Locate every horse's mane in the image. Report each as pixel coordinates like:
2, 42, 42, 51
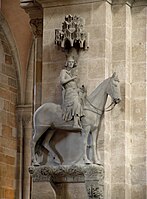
87, 77, 110, 104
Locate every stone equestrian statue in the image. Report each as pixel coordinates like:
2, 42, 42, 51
31, 56, 121, 165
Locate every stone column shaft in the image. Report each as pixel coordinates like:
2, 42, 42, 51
30, 18, 43, 111
16, 105, 32, 199
111, 1, 132, 199
131, 2, 147, 199
15, 110, 23, 199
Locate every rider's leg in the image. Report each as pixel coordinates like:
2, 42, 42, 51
42, 129, 61, 164
73, 115, 81, 128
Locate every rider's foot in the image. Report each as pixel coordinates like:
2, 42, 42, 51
73, 124, 82, 129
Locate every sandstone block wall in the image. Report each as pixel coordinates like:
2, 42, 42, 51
0, 28, 18, 199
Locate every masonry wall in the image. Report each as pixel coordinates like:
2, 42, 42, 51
131, 4, 147, 199
0, 29, 18, 199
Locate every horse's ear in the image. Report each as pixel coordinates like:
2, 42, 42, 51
112, 72, 116, 78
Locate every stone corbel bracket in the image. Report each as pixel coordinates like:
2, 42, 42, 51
20, 1, 43, 38
20, 0, 43, 19
29, 164, 104, 199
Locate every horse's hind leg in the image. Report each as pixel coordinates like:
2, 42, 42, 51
42, 129, 55, 150
42, 129, 62, 164
31, 127, 50, 166
49, 138, 64, 164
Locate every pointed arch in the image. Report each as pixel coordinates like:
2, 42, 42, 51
0, 11, 22, 103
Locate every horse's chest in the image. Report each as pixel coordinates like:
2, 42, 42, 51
82, 113, 100, 128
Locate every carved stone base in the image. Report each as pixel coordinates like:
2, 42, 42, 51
29, 164, 104, 199
31, 181, 56, 199
55, 183, 87, 199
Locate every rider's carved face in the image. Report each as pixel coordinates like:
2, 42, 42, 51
67, 60, 74, 69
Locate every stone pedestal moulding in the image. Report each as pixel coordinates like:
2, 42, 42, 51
29, 164, 104, 199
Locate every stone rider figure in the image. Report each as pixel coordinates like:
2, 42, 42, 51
60, 55, 86, 129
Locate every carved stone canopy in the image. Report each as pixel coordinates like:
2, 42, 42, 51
55, 15, 89, 50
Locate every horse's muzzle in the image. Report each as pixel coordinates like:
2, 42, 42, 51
114, 98, 121, 104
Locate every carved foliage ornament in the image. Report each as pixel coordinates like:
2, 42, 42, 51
55, 15, 89, 50
30, 18, 43, 38
29, 165, 104, 181
86, 184, 103, 199
29, 165, 104, 199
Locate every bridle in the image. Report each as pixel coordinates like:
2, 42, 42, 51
105, 101, 116, 111
84, 78, 118, 115
84, 98, 116, 116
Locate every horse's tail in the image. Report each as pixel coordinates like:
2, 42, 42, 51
32, 105, 41, 138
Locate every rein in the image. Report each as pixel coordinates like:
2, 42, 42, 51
105, 101, 116, 111
84, 98, 116, 115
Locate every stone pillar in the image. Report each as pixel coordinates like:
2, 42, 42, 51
16, 107, 23, 199
32, 182, 56, 199
54, 183, 87, 199
17, 105, 33, 199
111, 0, 133, 198
30, 18, 43, 111
20, 1, 43, 112
84, 165, 104, 199
102, 2, 112, 198
131, 1, 147, 199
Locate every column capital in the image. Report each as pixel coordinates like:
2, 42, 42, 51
30, 18, 43, 38
20, 0, 43, 19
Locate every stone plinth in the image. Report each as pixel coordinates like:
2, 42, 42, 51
29, 164, 104, 199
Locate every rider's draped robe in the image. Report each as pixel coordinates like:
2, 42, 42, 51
60, 69, 84, 121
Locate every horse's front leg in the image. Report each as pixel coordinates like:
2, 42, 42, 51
83, 126, 92, 164
91, 129, 102, 165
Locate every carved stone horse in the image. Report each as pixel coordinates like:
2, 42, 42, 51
32, 73, 121, 165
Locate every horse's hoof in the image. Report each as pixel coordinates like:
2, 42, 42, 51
83, 159, 92, 165
85, 162, 92, 165
94, 160, 103, 165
